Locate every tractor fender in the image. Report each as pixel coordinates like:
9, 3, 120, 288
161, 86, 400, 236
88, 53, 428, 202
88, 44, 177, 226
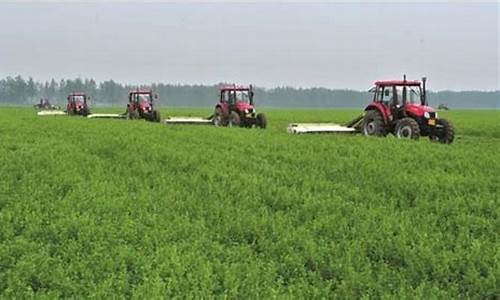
215, 104, 228, 116
364, 103, 391, 124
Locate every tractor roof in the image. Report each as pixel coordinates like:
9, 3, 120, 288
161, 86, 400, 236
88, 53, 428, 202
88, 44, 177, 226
69, 92, 86, 96
129, 89, 152, 94
220, 84, 251, 91
375, 80, 421, 87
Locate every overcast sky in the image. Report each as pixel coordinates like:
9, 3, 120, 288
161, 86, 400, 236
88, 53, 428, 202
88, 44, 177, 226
0, 2, 498, 90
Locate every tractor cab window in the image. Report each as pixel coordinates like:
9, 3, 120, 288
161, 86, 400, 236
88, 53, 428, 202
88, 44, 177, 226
377, 87, 395, 104
132, 93, 151, 103
222, 90, 251, 104
401, 86, 421, 104
71, 95, 85, 102
221, 91, 230, 102
235, 91, 250, 103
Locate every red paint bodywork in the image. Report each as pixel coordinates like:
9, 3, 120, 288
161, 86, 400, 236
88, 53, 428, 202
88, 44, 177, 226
66, 92, 89, 114
216, 84, 255, 116
374, 80, 421, 87
367, 80, 435, 123
365, 102, 392, 123
405, 103, 435, 117
128, 89, 154, 113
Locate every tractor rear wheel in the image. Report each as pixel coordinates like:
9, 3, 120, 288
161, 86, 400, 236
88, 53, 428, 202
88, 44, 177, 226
395, 117, 420, 140
256, 113, 267, 129
212, 107, 226, 126
152, 110, 161, 122
229, 111, 241, 127
362, 110, 385, 136
429, 119, 454, 144
127, 110, 139, 120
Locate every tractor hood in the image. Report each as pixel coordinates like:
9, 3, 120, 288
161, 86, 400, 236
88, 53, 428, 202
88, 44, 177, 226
235, 101, 254, 112
405, 103, 436, 117
74, 101, 85, 108
139, 101, 152, 110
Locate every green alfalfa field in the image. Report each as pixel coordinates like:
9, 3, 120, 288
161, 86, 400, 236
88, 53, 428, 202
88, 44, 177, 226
0, 107, 498, 298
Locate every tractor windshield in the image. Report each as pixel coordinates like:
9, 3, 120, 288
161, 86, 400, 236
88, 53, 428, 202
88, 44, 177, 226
396, 86, 421, 104
132, 93, 151, 103
234, 91, 250, 103
223, 90, 251, 104
71, 95, 85, 102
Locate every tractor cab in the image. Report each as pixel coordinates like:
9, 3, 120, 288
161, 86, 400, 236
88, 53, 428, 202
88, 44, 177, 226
362, 75, 454, 143
126, 89, 161, 122
213, 84, 266, 128
66, 92, 90, 116
219, 85, 255, 115
370, 77, 435, 122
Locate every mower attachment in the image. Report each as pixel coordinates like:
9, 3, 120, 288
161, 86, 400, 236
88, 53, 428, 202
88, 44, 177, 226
164, 117, 213, 125
287, 123, 358, 134
37, 110, 67, 116
87, 113, 126, 119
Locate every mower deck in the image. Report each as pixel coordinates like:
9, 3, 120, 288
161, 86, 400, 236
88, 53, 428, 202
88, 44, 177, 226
164, 117, 213, 125
87, 113, 125, 119
37, 110, 67, 116
287, 123, 358, 134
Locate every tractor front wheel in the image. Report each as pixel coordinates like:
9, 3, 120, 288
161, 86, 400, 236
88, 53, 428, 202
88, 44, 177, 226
362, 110, 385, 136
152, 110, 161, 122
395, 117, 420, 140
256, 113, 267, 129
429, 119, 454, 144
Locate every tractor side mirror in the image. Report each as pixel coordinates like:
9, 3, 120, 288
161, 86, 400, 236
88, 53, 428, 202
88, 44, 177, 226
154, 94, 159, 100
384, 90, 390, 97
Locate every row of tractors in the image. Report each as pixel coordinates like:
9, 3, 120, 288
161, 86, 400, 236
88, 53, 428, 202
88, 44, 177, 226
37, 76, 455, 143
47, 85, 267, 129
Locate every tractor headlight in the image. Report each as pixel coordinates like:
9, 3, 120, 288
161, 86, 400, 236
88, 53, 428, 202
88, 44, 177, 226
244, 109, 249, 114
424, 112, 430, 119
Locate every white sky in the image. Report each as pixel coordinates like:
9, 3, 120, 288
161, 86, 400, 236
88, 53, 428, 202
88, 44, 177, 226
0, 2, 498, 90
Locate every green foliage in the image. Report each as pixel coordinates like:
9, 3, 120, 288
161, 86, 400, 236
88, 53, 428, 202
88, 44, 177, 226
0, 108, 498, 297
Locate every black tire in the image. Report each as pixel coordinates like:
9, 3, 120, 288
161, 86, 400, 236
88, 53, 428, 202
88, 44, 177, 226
229, 111, 241, 127
256, 113, 267, 129
429, 119, 454, 144
395, 117, 420, 140
67, 109, 75, 116
152, 110, 161, 122
212, 107, 227, 126
127, 110, 139, 120
362, 110, 385, 136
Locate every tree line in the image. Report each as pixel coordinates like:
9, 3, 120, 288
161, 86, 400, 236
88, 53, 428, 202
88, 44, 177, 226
0, 76, 498, 108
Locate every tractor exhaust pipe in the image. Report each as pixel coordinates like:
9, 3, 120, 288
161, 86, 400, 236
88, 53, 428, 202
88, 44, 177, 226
422, 77, 427, 105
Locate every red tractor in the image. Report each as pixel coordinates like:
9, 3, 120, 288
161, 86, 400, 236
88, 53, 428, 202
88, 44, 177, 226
361, 76, 455, 143
212, 84, 267, 128
126, 89, 161, 122
66, 92, 90, 116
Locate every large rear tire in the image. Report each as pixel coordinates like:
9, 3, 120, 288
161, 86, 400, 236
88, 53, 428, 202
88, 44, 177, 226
212, 107, 227, 126
229, 111, 241, 127
429, 119, 454, 144
362, 110, 385, 136
395, 117, 420, 140
256, 113, 267, 129
127, 110, 139, 120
